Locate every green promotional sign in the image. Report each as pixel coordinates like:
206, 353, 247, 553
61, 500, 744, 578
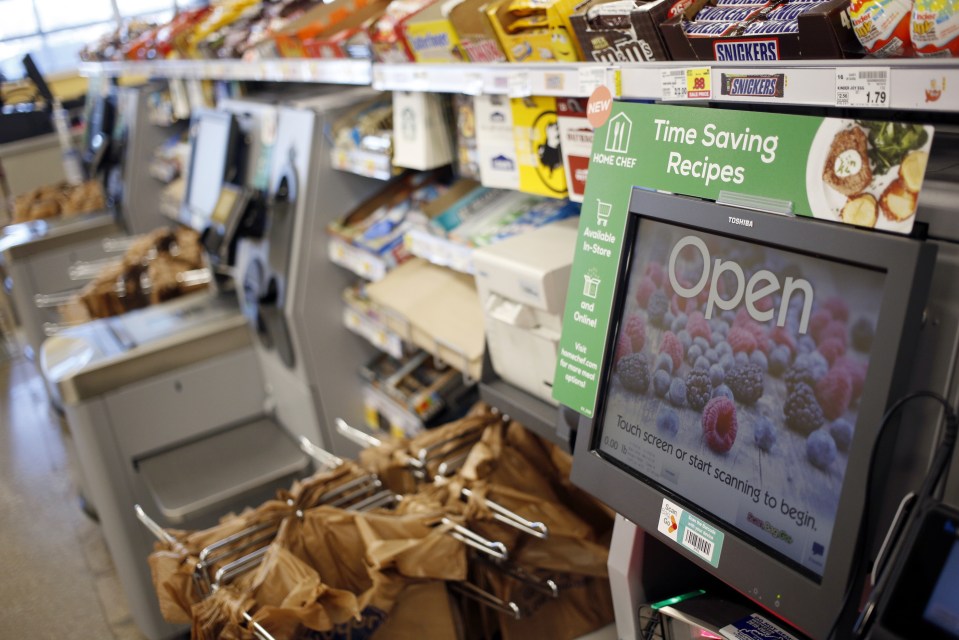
552, 101, 934, 415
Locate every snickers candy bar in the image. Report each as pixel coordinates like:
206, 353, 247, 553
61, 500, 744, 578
696, 5, 761, 20
715, 0, 770, 7
762, 2, 815, 19
742, 19, 799, 34
683, 20, 741, 36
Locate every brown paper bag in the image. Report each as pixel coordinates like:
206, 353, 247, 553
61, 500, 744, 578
370, 581, 461, 640
149, 464, 372, 624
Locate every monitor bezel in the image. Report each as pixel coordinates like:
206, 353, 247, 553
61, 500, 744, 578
182, 109, 240, 233
571, 188, 936, 639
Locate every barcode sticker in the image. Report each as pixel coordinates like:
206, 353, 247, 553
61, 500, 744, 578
836, 67, 891, 108
658, 498, 725, 567
684, 527, 714, 560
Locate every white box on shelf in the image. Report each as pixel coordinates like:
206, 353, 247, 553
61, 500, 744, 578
474, 94, 521, 190
392, 91, 454, 170
472, 217, 579, 404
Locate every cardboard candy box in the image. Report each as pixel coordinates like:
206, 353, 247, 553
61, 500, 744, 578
448, 0, 509, 61
659, 0, 863, 60
487, 0, 585, 62
570, 0, 676, 62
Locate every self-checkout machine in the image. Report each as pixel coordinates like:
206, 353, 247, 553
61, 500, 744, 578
38, 98, 328, 640
551, 100, 959, 640
233, 86, 390, 455
3, 80, 180, 361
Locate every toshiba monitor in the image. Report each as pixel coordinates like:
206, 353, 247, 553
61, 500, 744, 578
571, 189, 936, 639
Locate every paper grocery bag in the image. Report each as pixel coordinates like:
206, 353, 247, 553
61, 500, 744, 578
370, 581, 462, 640
482, 565, 615, 640
357, 438, 418, 496
149, 464, 372, 624
356, 510, 468, 581
148, 499, 293, 622
279, 462, 373, 510
190, 584, 255, 640
247, 545, 361, 638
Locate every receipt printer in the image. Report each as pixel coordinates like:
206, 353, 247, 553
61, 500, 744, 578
472, 217, 579, 404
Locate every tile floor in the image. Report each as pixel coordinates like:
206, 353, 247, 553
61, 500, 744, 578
0, 348, 147, 639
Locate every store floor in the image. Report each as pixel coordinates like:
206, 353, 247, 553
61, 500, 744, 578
0, 351, 147, 639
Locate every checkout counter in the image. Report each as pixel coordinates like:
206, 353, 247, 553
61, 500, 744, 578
38, 86, 390, 640
2, 84, 175, 361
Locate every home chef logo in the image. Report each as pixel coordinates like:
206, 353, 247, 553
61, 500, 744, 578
592, 113, 637, 168
669, 235, 814, 334
714, 39, 780, 61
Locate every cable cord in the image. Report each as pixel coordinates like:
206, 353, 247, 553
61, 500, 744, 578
827, 390, 958, 640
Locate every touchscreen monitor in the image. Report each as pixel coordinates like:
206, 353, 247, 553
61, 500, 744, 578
596, 217, 886, 580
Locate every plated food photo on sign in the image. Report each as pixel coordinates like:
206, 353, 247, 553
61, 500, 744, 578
806, 118, 933, 231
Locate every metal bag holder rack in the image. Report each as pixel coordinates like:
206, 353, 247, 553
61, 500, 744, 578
35, 231, 212, 335
135, 427, 552, 639
334, 418, 560, 618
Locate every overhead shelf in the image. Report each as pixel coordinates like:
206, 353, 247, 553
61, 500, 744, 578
79, 59, 959, 112
618, 58, 959, 113
78, 58, 373, 85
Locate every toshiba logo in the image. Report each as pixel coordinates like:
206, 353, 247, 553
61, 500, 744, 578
729, 216, 754, 228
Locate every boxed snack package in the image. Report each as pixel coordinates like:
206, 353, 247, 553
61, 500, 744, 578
370, 0, 437, 61
570, 0, 675, 62
448, 0, 509, 60
660, 0, 862, 60
475, 94, 522, 190
401, 0, 469, 61
185, 0, 261, 57
453, 94, 482, 180
273, 0, 365, 57
556, 97, 593, 203
393, 91, 455, 170
512, 96, 568, 198
485, 0, 559, 61
449, 193, 580, 246
548, 0, 590, 60
292, 0, 393, 58
328, 173, 448, 275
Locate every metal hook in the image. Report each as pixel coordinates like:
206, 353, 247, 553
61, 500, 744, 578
448, 581, 522, 620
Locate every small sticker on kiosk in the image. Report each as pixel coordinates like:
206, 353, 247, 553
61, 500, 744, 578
658, 498, 725, 567
720, 73, 785, 97
720, 614, 800, 640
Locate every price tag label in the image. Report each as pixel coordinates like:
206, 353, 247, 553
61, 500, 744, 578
685, 67, 711, 99
578, 67, 607, 97
508, 72, 532, 98
463, 72, 484, 96
661, 69, 687, 100
661, 68, 712, 100
372, 67, 386, 90
411, 69, 430, 91
487, 73, 511, 94
836, 67, 890, 108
